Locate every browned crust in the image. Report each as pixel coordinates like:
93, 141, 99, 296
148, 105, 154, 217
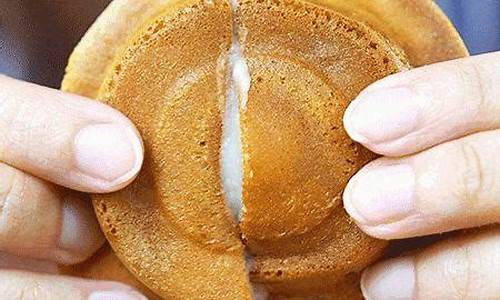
60, 0, 177, 98
62, 0, 467, 100
60, 0, 468, 299
310, 0, 468, 66
66, 1, 252, 299
238, 2, 408, 295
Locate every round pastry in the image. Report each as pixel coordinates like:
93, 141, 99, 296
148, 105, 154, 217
61, 0, 467, 299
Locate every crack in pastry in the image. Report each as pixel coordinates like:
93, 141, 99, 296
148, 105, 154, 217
220, 0, 250, 223
60, 0, 468, 299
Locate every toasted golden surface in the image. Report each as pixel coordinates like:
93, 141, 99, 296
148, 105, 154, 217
61, 0, 173, 99
61, 0, 468, 299
238, 1, 407, 295
313, 0, 468, 66
240, 0, 407, 242
83, 0, 252, 299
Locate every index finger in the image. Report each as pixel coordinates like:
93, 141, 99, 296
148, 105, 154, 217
343, 51, 500, 157
0, 75, 144, 193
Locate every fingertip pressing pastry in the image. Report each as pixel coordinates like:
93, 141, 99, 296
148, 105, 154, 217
61, 0, 467, 299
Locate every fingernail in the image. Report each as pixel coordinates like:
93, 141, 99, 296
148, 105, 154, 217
361, 257, 415, 300
344, 87, 420, 144
74, 123, 143, 183
59, 196, 104, 262
344, 164, 415, 226
89, 290, 147, 300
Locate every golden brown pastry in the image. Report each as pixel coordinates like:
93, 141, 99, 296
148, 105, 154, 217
61, 0, 467, 299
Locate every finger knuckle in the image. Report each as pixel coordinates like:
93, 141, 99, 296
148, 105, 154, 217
457, 142, 489, 206
0, 99, 30, 152
442, 242, 473, 299
0, 166, 29, 240
17, 278, 43, 300
0, 272, 58, 300
453, 60, 493, 114
0, 276, 43, 300
0, 165, 15, 208
0, 97, 58, 166
0, 164, 20, 217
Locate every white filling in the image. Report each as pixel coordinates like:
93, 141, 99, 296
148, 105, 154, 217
232, 45, 251, 110
220, 79, 244, 221
220, 3, 268, 299
220, 0, 250, 222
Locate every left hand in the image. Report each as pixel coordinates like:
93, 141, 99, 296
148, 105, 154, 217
343, 51, 500, 299
0, 75, 145, 299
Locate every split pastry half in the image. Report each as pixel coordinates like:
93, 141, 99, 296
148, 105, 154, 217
61, 0, 467, 299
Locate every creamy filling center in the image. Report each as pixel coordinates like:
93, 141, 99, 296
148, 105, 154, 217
220, 0, 250, 223
221, 3, 268, 299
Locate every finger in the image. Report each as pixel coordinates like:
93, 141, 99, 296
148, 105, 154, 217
343, 129, 500, 239
0, 252, 57, 274
0, 162, 104, 265
0, 270, 146, 300
343, 51, 500, 157
0, 75, 144, 193
361, 228, 500, 300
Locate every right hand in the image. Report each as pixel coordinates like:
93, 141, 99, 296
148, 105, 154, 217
343, 52, 500, 299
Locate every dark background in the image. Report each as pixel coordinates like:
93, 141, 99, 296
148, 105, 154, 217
0, 0, 499, 89
437, 0, 500, 55
0, 0, 111, 88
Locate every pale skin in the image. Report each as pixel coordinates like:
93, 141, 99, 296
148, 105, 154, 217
0, 50, 499, 299
343, 51, 500, 299
0, 75, 146, 299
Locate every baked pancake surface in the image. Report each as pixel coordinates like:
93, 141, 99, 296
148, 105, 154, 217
61, 0, 468, 299
238, 0, 407, 296
93, 0, 251, 299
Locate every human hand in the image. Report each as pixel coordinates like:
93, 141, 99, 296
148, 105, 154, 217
342, 51, 500, 299
0, 75, 146, 299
